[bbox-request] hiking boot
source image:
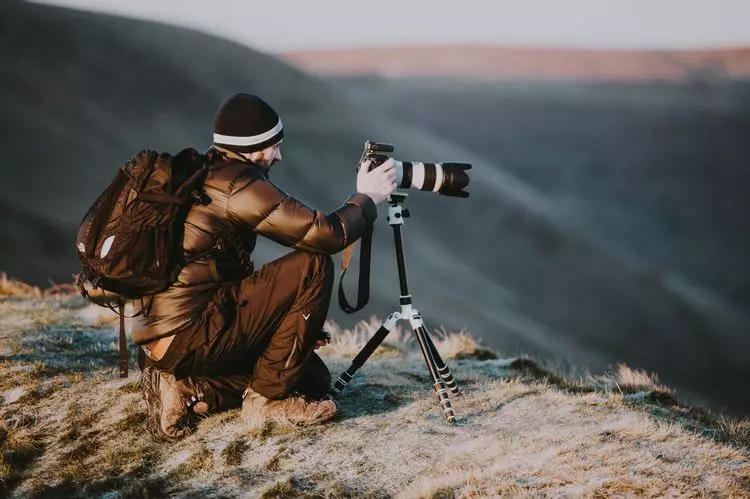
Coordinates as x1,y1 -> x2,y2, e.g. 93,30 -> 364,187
241,387 -> 337,427
241,386 -> 270,427
140,366 -> 210,443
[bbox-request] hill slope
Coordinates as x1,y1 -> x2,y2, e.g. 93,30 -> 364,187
326,77 -> 750,312
0,293 -> 748,498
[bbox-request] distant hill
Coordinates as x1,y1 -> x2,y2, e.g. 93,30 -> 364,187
0,199 -> 77,288
2,0 -> 750,417
280,45 -> 750,81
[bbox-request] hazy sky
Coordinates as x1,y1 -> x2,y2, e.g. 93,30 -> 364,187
36,0 -> 750,52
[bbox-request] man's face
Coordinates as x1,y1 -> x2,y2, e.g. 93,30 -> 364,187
248,140 -> 283,169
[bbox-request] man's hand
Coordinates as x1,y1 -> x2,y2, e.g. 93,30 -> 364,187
357,158 -> 398,205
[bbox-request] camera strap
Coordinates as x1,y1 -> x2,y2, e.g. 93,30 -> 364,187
337,220 -> 373,313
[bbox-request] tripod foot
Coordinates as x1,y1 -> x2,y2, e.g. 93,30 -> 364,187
326,371 -> 353,400
434,382 -> 457,424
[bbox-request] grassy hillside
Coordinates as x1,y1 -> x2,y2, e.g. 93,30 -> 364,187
0,282 -> 748,497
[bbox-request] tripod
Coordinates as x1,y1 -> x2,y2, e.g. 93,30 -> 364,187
326,192 -> 461,423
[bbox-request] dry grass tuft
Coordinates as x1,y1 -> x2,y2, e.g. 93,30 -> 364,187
0,422 -> 46,494
261,477 -> 299,499
221,437 -> 249,466
597,362 -> 673,394
118,380 -> 141,394
263,446 -> 286,472
173,444 -> 214,479
0,273 -> 79,298
260,475 -> 318,499
321,316 -> 411,359
716,415 -> 750,449
246,420 -> 299,442
320,318 -> 496,361
0,273 -> 42,298
429,486 -> 457,499
115,399 -> 147,432
432,327 -> 498,360
59,403 -> 100,444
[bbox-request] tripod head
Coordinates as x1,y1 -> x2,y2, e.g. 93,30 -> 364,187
386,192 -> 411,224
387,191 -> 408,206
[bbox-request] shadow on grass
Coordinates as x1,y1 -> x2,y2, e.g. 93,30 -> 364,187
0,427 -> 46,498
334,382 -> 417,421
26,476 -> 170,499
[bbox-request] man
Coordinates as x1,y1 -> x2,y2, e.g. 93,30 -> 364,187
133,92 -> 397,442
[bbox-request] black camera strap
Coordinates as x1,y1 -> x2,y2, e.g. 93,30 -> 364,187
337,220 -> 373,313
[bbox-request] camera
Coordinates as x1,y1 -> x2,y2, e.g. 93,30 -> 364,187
357,140 -> 472,198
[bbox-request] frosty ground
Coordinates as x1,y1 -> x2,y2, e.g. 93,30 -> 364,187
0,279 -> 748,498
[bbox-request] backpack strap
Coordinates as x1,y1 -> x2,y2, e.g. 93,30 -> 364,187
118,296 -> 128,378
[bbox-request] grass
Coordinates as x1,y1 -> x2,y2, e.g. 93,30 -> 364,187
0,422 -> 46,495
0,281 -> 748,497
221,437 -> 248,466
0,273 -> 42,298
173,444 -> 214,479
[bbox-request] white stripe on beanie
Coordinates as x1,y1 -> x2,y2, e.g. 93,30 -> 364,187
213,119 -> 283,147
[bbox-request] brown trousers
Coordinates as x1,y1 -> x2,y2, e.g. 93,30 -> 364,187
145,250 -> 335,404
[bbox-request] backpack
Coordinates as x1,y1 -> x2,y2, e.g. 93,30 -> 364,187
74,147 -> 211,300
74,147 -> 211,377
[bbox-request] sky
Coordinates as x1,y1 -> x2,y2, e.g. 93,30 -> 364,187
34,0 -> 750,53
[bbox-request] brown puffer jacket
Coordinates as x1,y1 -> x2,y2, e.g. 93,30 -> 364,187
130,148 -> 377,344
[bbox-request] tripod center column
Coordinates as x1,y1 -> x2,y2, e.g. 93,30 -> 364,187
387,194 -> 412,306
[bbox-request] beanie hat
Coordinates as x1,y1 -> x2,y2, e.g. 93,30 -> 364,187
213,93 -> 283,153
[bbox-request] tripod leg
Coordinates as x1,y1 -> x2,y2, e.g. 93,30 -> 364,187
327,313 -> 398,399
423,331 -> 461,396
413,324 -> 456,424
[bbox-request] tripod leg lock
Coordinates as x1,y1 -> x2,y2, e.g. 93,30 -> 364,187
438,364 -> 460,395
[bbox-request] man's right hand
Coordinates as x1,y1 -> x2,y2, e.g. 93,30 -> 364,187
357,158 -> 398,205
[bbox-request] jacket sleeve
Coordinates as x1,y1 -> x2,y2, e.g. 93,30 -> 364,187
226,173 -> 377,254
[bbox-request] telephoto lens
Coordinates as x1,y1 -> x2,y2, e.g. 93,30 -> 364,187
360,141 -> 472,198
392,160 -> 472,198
